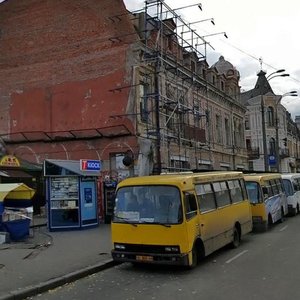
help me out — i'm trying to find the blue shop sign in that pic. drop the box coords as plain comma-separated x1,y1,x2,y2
80,159,101,172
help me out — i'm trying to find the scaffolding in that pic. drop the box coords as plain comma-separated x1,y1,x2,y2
136,0,215,173
108,0,247,173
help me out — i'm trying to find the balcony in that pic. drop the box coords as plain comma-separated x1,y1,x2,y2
182,124,206,143
247,147,260,160
280,148,290,158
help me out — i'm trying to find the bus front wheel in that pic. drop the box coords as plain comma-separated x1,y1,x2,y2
188,245,198,269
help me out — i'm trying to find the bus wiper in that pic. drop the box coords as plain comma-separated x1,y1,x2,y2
154,222,171,228
114,216,137,227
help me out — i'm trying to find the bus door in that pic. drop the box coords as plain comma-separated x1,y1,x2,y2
183,192,200,253
195,183,219,255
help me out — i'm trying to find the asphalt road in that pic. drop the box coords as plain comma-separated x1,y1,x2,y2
29,215,300,300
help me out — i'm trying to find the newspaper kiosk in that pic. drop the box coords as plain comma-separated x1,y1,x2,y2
44,159,100,231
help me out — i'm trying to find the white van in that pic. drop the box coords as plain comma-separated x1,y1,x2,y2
281,173,300,216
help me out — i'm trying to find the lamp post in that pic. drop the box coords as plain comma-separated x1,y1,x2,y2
275,91,298,172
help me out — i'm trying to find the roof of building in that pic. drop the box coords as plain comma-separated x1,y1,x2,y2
210,56,240,79
241,70,275,105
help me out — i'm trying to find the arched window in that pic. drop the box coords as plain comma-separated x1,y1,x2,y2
269,138,276,155
267,106,275,126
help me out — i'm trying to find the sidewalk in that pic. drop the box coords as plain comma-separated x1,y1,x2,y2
0,216,115,300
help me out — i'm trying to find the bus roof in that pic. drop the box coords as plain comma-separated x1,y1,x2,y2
281,173,300,180
117,171,244,189
243,173,281,182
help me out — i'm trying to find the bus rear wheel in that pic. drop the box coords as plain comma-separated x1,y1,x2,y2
231,227,240,248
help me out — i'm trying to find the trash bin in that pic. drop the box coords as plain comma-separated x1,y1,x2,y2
3,219,30,241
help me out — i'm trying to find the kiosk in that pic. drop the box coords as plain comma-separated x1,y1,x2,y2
44,159,100,231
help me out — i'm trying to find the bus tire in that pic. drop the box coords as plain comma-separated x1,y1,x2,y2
268,214,273,227
188,245,198,269
231,227,240,248
279,207,285,223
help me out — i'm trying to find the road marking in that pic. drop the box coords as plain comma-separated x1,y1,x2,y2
279,225,288,232
225,250,248,264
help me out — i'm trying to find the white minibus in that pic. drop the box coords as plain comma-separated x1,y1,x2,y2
281,173,300,216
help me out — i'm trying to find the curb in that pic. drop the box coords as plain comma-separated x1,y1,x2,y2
0,259,119,300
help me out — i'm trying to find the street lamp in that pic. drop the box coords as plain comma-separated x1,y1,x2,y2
202,31,228,39
266,69,285,79
275,91,298,172
267,73,290,81
189,18,215,26
172,3,202,12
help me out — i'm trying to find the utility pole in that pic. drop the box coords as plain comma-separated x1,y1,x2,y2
154,52,162,174
261,95,269,171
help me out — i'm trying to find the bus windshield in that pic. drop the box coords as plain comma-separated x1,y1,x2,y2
282,179,294,196
113,185,182,224
245,181,262,204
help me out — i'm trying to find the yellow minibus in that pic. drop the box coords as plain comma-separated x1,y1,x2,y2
111,171,252,268
244,173,288,231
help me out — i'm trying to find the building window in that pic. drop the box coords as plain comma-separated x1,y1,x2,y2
194,105,200,127
225,118,230,146
221,81,225,91
245,116,250,130
140,83,149,123
233,119,242,148
216,114,222,144
267,106,275,126
269,138,276,155
170,159,190,171
191,61,196,73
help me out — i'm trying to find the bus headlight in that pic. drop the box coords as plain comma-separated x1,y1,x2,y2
115,244,126,250
165,246,180,253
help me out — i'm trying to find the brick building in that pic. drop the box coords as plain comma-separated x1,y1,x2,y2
0,0,248,218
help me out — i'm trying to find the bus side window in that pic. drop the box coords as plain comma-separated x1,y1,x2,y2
184,193,197,220
195,183,216,213
271,179,279,195
265,181,273,196
296,179,300,191
283,179,293,196
293,180,299,192
240,179,248,200
228,180,243,203
262,186,269,199
213,181,231,207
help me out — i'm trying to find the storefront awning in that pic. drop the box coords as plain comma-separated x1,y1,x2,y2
0,183,36,202
0,169,32,178
44,159,100,176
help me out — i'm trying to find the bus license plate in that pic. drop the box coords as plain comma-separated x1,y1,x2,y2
136,255,153,262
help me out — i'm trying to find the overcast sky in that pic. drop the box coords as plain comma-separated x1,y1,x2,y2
1,0,299,119
123,0,300,120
